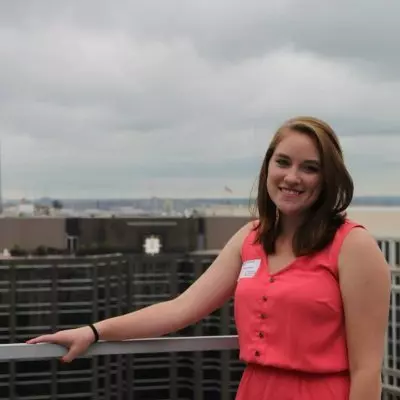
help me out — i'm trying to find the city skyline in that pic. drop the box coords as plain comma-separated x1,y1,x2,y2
0,1,399,199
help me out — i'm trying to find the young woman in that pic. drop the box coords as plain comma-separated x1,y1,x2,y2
28,116,391,399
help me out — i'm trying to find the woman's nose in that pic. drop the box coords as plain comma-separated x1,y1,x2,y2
283,169,301,184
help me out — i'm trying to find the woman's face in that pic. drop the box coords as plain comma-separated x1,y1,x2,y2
267,130,323,217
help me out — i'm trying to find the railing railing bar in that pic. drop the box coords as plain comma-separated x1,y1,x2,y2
382,383,400,395
0,335,239,361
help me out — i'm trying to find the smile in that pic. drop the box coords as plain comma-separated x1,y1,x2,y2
279,187,303,196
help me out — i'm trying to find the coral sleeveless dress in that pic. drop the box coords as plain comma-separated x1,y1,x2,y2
234,219,363,399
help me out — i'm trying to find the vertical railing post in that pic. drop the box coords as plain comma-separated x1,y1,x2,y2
220,301,231,400
92,258,99,397
169,256,179,400
104,258,112,399
9,262,16,400
193,256,204,400
115,257,125,400
50,262,59,398
127,254,135,400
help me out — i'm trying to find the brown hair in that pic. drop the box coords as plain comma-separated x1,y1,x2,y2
253,116,354,256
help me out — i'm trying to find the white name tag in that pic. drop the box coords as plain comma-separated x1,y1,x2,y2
239,259,261,279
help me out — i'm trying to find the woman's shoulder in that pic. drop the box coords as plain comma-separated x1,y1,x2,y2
335,218,388,271
238,219,262,259
332,217,365,242
337,220,390,282
339,219,376,252
321,218,366,265
223,219,259,255
239,219,259,240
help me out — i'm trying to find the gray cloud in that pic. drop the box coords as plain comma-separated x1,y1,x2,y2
0,0,399,198
3,0,397,72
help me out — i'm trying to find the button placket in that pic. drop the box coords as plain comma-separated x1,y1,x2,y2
254,292,269,357
254,275,275,358
259,274,276,343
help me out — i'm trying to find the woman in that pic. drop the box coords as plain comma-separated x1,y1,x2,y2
27,116,391,399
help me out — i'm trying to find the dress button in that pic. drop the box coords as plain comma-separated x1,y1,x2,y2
260,313,267,319
255,350,260,357
259,332,264,338
262,296,267,302
269,277,275,283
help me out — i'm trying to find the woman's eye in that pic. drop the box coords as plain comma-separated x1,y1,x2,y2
304,165,319,173
276,159,289,167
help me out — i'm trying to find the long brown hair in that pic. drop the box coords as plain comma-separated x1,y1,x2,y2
253,116,354,256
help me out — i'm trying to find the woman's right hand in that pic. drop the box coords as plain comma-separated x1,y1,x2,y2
26,326,96,363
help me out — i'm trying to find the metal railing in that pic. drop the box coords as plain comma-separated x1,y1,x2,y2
0,335,398,399
0,336,238,361
379,238,400,400
0,335,242,400
0,253,241,400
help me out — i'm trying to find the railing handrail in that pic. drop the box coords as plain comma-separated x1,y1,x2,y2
1,336,397,397
0,335,239,361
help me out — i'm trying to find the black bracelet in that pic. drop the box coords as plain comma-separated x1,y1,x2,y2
88,324,99,343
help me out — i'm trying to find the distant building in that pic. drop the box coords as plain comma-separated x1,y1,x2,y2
0,215,253,256
2,207,398,257
195,203,253,217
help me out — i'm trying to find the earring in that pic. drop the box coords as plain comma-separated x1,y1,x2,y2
274,207,280,229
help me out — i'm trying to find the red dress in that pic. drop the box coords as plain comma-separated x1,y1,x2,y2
234,219,363,399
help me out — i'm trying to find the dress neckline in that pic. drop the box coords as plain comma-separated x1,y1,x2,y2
262,252,306,276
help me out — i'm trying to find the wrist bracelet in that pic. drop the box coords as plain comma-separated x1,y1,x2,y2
88,324,99,343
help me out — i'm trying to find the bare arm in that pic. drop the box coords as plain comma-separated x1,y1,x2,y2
339,228,391,400
94,221,254,341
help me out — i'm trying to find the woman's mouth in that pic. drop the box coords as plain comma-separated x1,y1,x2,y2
279,187,303,196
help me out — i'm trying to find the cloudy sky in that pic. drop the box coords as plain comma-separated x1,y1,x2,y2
0,0,399,199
